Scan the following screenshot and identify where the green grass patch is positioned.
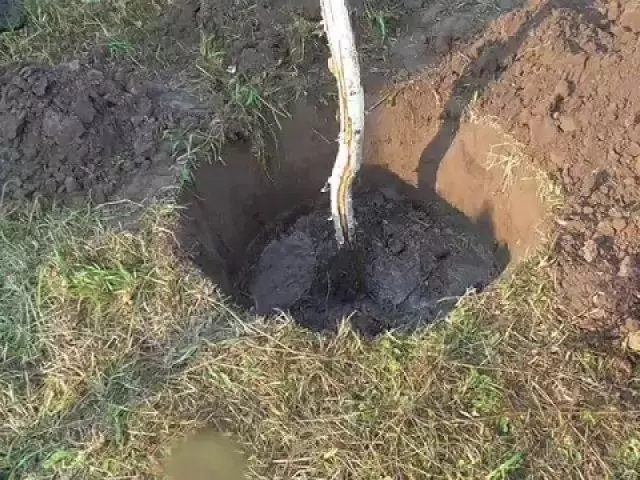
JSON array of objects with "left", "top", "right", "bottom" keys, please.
[
  {"left": 0, "top": 0, "right": 165, "bottom": 66},
  {"left": 363, "top": 0, "right": 401, "bottom": 44},
  {"left": 616, "top": 436, "right": 640, "bottom": 479},
  {"left": 0, "top": 205, "right": 638, "bottom": 478},
  {"left": 0, "top": 205, "right": 97, "bottom": 364}
]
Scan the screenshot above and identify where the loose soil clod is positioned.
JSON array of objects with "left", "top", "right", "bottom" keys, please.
[{"left": 0, "top": 0, "right": 24, "bottom": 32}]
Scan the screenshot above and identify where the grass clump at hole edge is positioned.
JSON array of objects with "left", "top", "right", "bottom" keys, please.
[
  {"left": 1, "top": 202, "right": 638, "bottom": 479},
  {"left": 465, "top": 94, "right": 565, "bottom": 209},
  {"left": 0, "top": 203, "right": 234, "bottom": 478}
]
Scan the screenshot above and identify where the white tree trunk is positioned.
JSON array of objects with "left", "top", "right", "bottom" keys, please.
[{"left": 320, "top": 0, "right": 365, "bottom": 246}]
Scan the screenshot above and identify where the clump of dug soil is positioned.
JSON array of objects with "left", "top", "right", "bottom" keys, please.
[
  {"left": 0, "top": 60, "right": 211, "bottom": 205},
  {"left": 360, "top": 0, "right": 640, "bottom": 343},
  {"left": 469, "top": 0, "right": 640, "bottom": 336},
  {"left": 239, "top": 191, "right": 507, "bottom": 334}
]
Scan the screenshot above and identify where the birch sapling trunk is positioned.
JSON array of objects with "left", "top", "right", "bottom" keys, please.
[{"left": 320, "top": 0, "right": 365, "bottom": 246}]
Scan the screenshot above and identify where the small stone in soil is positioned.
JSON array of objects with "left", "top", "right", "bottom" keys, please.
[
  {"left": 628, "top": 331, "right": 640, "bottom": 353},
  {"left": 64, "top": 176, "right": 78, "bottom": 193},
  {"left": 623, "top": 317, "right": 640, "bottom": 333},
  {"left": 618, "top": 255, "right": 636, "bottom": 278},
  {"left": 612, "top": 217, "right": 627, "bottom": 232},
  {"left": 582, "top": 239, "right": 598, "bottom": 262},
  {"left": 597, "top": 220, "right": 615, "bottom": 236},
  {"left": 628, "top": 141, "right": 640, "bottom": 157}
]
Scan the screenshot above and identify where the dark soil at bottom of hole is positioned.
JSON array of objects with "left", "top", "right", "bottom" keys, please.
[{"left": 237, "top": 190, "right": 509, "bottom": 335}]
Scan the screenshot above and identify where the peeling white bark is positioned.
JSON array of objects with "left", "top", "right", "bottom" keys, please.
[{"left": 320, "top": 0, "right": 365, "bottom": 246}]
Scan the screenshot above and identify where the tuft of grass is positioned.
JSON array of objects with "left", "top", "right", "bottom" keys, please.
[
  {"left": 164, "top": 121, "right": 226, "bottom": 186},
  {"left": 488, "top": 450, "right": 527, "bottom": 480},
  {"left": 364, "top": 0, "right": 401, "bottom": 44},
  {"left": 227, "top": 76, "right": 288, "bottom": 125},
  {"left": 0, "top": 0, "right": 165, "bottom": 66},
  {"left": 616, "top": 436, "right": 640, "bottom": 479},
  {"left": 196, "top": 31, "right": 230, "bottom": 84},
  {"left": 465, "top": 97, "right": 565, "bottom": 209},
  {"left": 463, "top": 369, "right": 505, "bottom": 417},
  {"left": 220, "top": 74, "right": 290, "bottom": 165},
  {"left": 0, "top": 203, "right": 97, "bottom": 364},
  {"left": 192, "top": 28, "right": 291, "bottom": 166},
  {"left": 484, "top": 141, "right": 527, "bottom": 191},
  {"left": 107, "top": 39, "right": 137, "bottom": 60},
  {"left": 534, "top": 170, "right": 565, "bottom": 210},
  {"left": 286, "top": 14, "right": 323, "bottom": 65}
]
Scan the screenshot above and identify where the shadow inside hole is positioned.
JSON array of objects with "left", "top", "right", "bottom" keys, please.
[{"left": 178, "top": 133, "right": 510, "bottom": 336}]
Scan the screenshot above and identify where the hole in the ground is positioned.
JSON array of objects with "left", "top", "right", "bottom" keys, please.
[
  {"left": 234, "top": 186, "right": 509, "bottom": 335},
  {"left": 180, "top": 91, "right": 548, "bottom": 335}
]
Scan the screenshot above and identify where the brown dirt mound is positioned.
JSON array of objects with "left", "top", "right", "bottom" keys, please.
[
  {"left": 0, "top": 60, "right": 210, "bottom": 206},
  {"left": 471, "top": 0, "right": 640, "bottom": 337},
  {"left": 373, "top": 0, "right": 640, "bottom": 339}
]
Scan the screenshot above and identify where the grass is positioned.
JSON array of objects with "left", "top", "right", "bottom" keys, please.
[
  {"left": 191, "top": 11, "right": 297, "bottom": 166},
  {"left": 164, "top": 121, "right": 226, "bottom": 186},
  {"left": 0, "top": 0, "right": 165, "bottom": 66},
  {"left": 465, "top": 97, "right": 565, "bottom": 209},
  {"left": 286, "top": 15, "right": 324, "bottom": 65},
  {"left": 363, "top": 0, "right": 401, "bottom": 44},
  {"left": 0, "top": 204, "right": 638, "bottom": 479},
  {"left": 484, "top": 141, "right": 527, "bottom": 191}
]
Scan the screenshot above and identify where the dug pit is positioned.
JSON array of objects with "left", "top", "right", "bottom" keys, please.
[
  {"left": 180, "top": 93, "right": 549, "bottom": 335},
  {"left": 238, "top": 190, "right": 508, "bottom": 334}
]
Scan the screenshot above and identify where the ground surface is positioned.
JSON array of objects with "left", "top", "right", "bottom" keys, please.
[
  {"left": 0, "top": 61, "right": 213, "bottom": 205},
  {"left": 0, "top": 0, "right": 639, "bottom": 479}
]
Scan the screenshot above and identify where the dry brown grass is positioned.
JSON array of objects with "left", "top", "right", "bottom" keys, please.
[
  {"left": 465, "top": 99, "right": 564, "bottom": 210},
  {"left": 0, "top": 0, "right": 166, "bottom": 66},
  {"left": 1, "top": 204, "right": 638, "bottom": 479}
]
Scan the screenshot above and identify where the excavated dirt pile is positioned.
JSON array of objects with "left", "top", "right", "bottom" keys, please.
[
  {"left": 471, "top": 0, "right": 640, "bottom": 336},
  {"left": 0, "top": 60, "right": 211, "bottom": 205}
]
